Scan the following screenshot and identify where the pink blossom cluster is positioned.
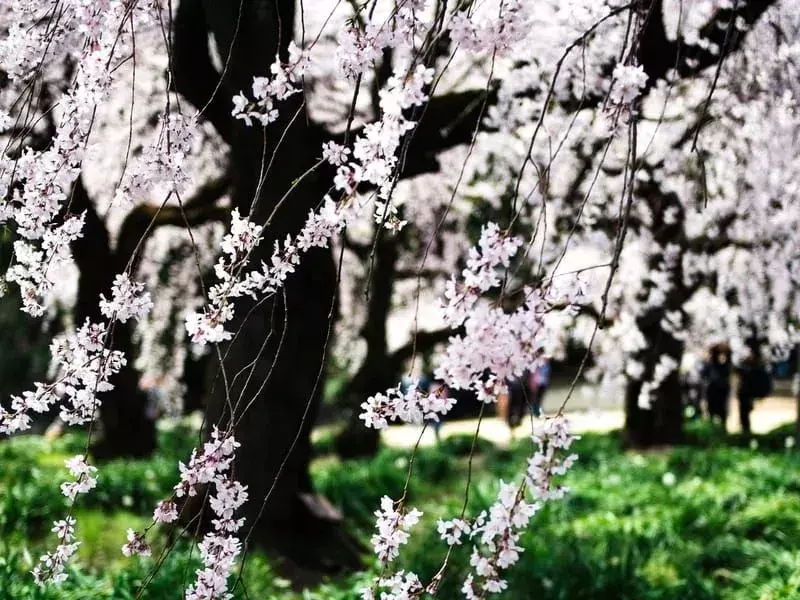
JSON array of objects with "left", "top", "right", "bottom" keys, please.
[
  {"left": 321, "top": 141, "right": 351, "bottom": 167},
  {"left": 609, "top": 63, "right": 648, "bottom": 107},
  {"left": 185, "top": 202, "right": 337, "bottom": 344},
  {"left": 153, "top": 499, "right": 179, "bottom": 524},
  {"left": 360, "top": 64, "right": 435, "bottom": 225},
  {"left": 359, "top": 380, "right": 455, "bottom": 430},
  {"left": 187, "top": 61, "right": 434, "bottom": 345},
  {"left": 362, "top": 417, "right": 577, "bottom": 599},
  {"left": 526, "top": 416, "right": 579, "bottom": 501},
  {"left": 60, "top": 455, "right": 99, "bottom": 501},
  {"left": 123, "top": 428, "right": 247, "bottom": 598},
  {"left": 448, "top": 1, "right": 531, "bottom": 56},
  {"left": 32, "top": 516, "right": 79, "bottom": 586},
  {"left": 100, "top": 273, "right": 154, "bottom": 323},
  {"left": 461, "top": 416, "right": 577, "bottom": 598},
  {"left": 121, "top": 529, "right": 151, "bottom": 558},
  {"left": 185, "top": 209, "right": 264, "bottom": 343},
  {"left": 183, "top": 470, "right": 248, "bottom": 600},
  {"left": 173, "top": 427, "right": 241, "bottom": 499},
  {"left": 335, "top": 1, "right": 428, "bottom": 80},
  {"left": 331, "top": 61, "right": 434, "bottom": 227},
  {"left": 232, "top": 42, "right": 309, "bottom": 127},
  {"left": 0, "top": 319, "right": 125, "bottom": 433},
  {"left": 178, "top": 429, "right": 247, "bottom": 600},
  {"left": 114, "top": 114, "right": 198, "bottom": 206},
  {"left": 440, "top": 223, "right": 522, "bottom": 327},
  {"left": 0, "top": 0, "right": 121, "bottom": 81},
  {"left": 0, "top": 0, "right": 159, "bottom": 315},
  {"left": 437, "top": 517, "right": 471, "bottom": 546},
  {"left": 3, "top": 273, "right": 151, "bottom": 587},
  {"left": 370, "top": 496, "right": 423, "bottom": 564},
  {"left": 1, "top": 271, "right": 152, "bottom": 434},
  {"left": 435, "top": 294, "right": 548, "bottom": 402},
  {"left": 4, "top": 214, "right": 85, "bottom": 316},
  {"left": 33, "top": 455, "right": 98, "bottom": 585},
  {"left": 434, "top": 223, "right": 554, "bottom": 400},
  {"left": 361, "top": 571, "right": 424, "bottom": 600}
]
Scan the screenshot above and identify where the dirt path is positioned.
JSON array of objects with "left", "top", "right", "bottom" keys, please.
[{"left": 380, "top": 395, "right": 797, "bottom": 450}]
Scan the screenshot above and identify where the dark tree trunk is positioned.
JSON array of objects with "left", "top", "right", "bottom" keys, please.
[
  {"left": 173, "top": 0, "right": 361, "bottom": 572},
  {"left": 335, "top": 237, "right": 398, "bottom": 458},
  {"left": 70, "top": 178, "right": 156, "bottom": 458},
  {"left": 794, "top": 349, "right": 800, "bottom": 448},
  {"left": 623, "top": 186, "right": 689, "bottom": 448},
  {"left": 91, "top": 326, "right": 157, "bottom": 459},
  {"left": 623, "top": 323, "right": 684, "bottom": 447}
]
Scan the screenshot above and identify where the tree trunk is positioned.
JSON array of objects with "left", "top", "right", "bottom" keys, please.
[
  {"left": 623, "top": 186, "right": 688, "bottom": 448},
  {"left": 174, "top": 0, "right": 361, "bottom": 572},
  {"left": 335, "top": 237, "right": 398, "bottom": 458},
  {"left": 624, "top": 353, "right": 684, "bottom": 447},
  {"left": 71, "top": 177, "right": 156, "bottom": 458},
  {"left": 794, "top": 347, "right": 800, "bottom": 447}
]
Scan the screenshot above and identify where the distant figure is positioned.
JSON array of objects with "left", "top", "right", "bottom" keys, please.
[
  {"left": 140, "top": 373, "right": 165, "bottom": 421},
  {"left": 736, "top": 346, "right": 773, "bottom": 436},
  {"left": 410, "top": 374, "right": 443, "bottom": 442},
  {"left": 680, "top": 352, "right": 705, "bottom": 419},
  {"left": 703, "top": 344, "right": 732, "bottom": 430},
  {"left": 429, "top": 380, "right": 448, "bottom": 442},
  {"left": 506, "top": 371, "right": 529, "bottom": 430},
  {"left": 44, "top": 415, "right": 64, "bottom": 442},
  {"left": 528, "top": 357, "right": 551, "bottom": 418}
]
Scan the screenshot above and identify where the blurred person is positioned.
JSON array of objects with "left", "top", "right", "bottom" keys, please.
[
  {"left": 140, "top": 373, "right": 165, "bottom": 421},
  {"left": 428, "top": 380, "right": 448, "bottom": 443},
  {"left": 680, "top": 351, "right": 705, "bottom": 419},
  {"left": 736, "top": 345, "right": 773, "bottom": 436},
  {"left": 496, "top": 383, "right": 510, "bottom": 427},
  {"left": 702, "top": 344, "right": 732, "bottom": 430},
  {"left": 527, "top": 355, "right": 551, "bottom": 418},
  {"left": 506, "top": 369, "right": 530, "bottom": 431}
]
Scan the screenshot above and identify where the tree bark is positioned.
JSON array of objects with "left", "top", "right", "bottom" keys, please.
[
  {"left": 335, "top": 236, "right": 397, "bottom": 458},
  {"left": 622, "top": 186, "right": 689, "bottom": 448},
  {"left": 70, "top": 177, "right": 156, "bottom": 458},
  {"left": 173, "top": 0, "right": 362, "bottom": 572},
  {"left": 623, "top": 319, "right": 685, "bottom": 447}
]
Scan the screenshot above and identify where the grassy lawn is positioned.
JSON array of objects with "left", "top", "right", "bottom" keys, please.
[{"left": 1, "top": 419, "right": 800, "bottom": 599}]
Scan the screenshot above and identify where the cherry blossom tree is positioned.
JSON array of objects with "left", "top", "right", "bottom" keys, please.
[{"left": 0, "top": 0, "right": 796, "bottom": 596}]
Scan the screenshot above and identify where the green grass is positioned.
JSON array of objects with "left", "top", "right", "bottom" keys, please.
[{"left": 1, "top": 419, "right": 800, "bottom": 598}]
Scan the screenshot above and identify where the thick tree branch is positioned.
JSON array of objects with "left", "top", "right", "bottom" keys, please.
[
  {"left": 394, "top": 267, "right": 448, "bottom": 280},
  {"left": 387, "top": 326, "right": 458, "bottom": 370},
  {"left": 172, "top": 0, "right": 234, "bottom": 145},
  {"left": 115, "top": 174, "right": 231, "bottom": 270},
  {"left": 638, "top": 0, "right": 778, "bottom": 86},
  {"left": 342, "top": 234, "right": 370, "bottom": 260},
  {"left": 69, "top": 176, "right": 114, "bottom": 322}
]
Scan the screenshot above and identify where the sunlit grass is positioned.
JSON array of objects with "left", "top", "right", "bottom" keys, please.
[{"left": 1, "top": 421, "right": 800, "bottom": 598}]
